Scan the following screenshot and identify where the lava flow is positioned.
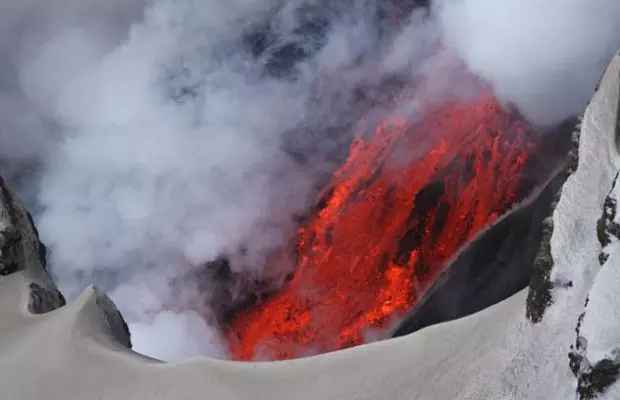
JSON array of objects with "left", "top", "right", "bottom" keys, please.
[{"left": 226, "top": 89, "right": 554, "bottom": 361}]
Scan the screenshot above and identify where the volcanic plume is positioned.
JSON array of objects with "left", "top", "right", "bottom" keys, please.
[
  {"left": 0, "top": 0, "right": 615, "bottom": 363},
  {"left": 226, "top": 86, "right": 562, "bottom": 361}
]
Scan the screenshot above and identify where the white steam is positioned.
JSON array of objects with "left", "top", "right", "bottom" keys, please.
[
  {"left": 0, "top": 0, "right": 617, "bottom": 361},
  {"left": 437, "top": 0, "right": 620, "bottom": 125}
]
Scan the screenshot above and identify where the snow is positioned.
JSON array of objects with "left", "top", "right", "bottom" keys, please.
[
  {"left": 0, "top": 49, "right": 618, "bottom": 400},
  {"left": 581, "top": 241, "right": 620, "bottom": 364},
  {"left": 550, "top": 52, "right": 620, "bottom": 290}
]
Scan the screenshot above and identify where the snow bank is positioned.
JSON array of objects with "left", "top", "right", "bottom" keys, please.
[{"left": 0, "top": 48, "right": 618, "bottom": 400}]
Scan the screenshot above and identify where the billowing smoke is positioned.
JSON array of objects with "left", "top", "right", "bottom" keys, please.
[
  {"left": 0, "top": 0, "right": 617, "bottom": 361},
  {"left": 437, "top": 0, "right": 620, "bottom": 125}
]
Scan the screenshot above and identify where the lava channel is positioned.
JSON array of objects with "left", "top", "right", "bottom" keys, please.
[{"left": 225, "top": 89, "right": 559, "bottom": 361}]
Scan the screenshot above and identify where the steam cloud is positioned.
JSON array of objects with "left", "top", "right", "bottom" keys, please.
[{"left": 0, "top": 0, "right": 617, "bottom": 361}]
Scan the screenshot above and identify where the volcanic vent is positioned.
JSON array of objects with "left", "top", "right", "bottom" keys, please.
[{"left": 224, "top": 85, "right": 567, "bottom": 361}]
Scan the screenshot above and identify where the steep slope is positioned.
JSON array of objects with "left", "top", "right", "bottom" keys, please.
[
  {"left": 518, "top": 50, "right": 620, "bottom": 399},
  {"left": 392, "top": 160, "right": 568, "bottom": 338},
  {"left": 227, "top": 90, "right": 570, "bottom": 361},
  {"left": 0, "top": 52, "right": 617, "bottom": 400}
]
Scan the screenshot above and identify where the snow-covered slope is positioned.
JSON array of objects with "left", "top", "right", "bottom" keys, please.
[
  {"left": 0, "top": 52, "right": 618, "bottom": 400},
  {"left": 524, "top": 49, "right": 620, "bottom": 399}
]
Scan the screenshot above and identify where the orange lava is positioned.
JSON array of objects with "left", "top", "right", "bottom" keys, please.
[{"left": 226, "top": 90, "right": 540, "bottom": 360}]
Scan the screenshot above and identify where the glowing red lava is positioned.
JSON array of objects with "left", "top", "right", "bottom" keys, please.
[{"left": 226, "top": 89, "right": 543, "bottom": 361}]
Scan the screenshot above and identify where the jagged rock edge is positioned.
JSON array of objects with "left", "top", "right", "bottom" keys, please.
[
  {"left": 526, "top": 118, "right": 580, "bottom": 323},
  {"left": 92, "top": 286, "right": 133, "bottom": 349},
  {"left": 28, "top": 283, "right": 66, "bottom": 314},
  {"left": 0, "top": 176, "right": 23, "bottom": 276}
]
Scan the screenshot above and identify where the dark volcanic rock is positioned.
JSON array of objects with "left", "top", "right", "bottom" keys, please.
[
  {"left": 526, "top": 214, "right": 556, "bottom": 323},
  {"left": 596, "top": 171, "right": 620, "bottom": 266},
  {"left": 28, "top": 282, "right": 66, "bottom": 314},
  {"left": 568, "top": 297, "right": 589, "bottom": 379},
  {"left": 392, "top": 168, "right": 567, "bottom": 338},
  {"left": 578, "top": 359, "right": 620, "bottom": 400},
  {"left": 565, "top": 293, "right": 620, "bottom": 400},
  {"left": 93, "top": 286, "right": 133, "bottom": 350},
  {"left": 0, "top": 177, "right": 22, "bottom": 276},
  {"left": 0, "top": 226, "right": 21, "bottom": 276}
]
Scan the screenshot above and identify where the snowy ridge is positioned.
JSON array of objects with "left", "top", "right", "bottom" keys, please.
[
  {"left": 491, "top": 50, "right": 620, "bottom": 400},
  {"left": 0, "top": 175, "right": 66, "bottom": 315},
  {"left": 573, "top": 164, "right": 620, "bottom": 395},
  {"left": 0, "top": 51, "right": 618, "bottom": 400},
  {"left": 543, "top": 50, "right": 620, "bottom": 399},
  {"left": 563, "top": 51, "right": 620, "bottom": 399}
]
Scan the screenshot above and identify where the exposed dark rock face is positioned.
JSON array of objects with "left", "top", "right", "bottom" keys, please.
[
  {"left": 93, "top": 287, "right": 133, "bottom": 350},
  {"left": 391, "top": 116, "right": 576, "bottom": 338},
  {"left": 1, "top": 173, "right": 132, "bottom": 347},
  {"left": 0, "top": 226, "right": 21, "bottom": 276},
  {"left": 0, "top": 177, "right": 67, "bottom": 317},
  {"left": 25, "top": 211, "right": 48, "bottom": 271},
  {"left": 526, "top": 214, "right": 556, "bottom": 323},
  {"left": 596, "top": 171, "right": 620, "bottom": 265},
  {"left": 28, "top": 283, "right": 66, "bottom": 314},
  {"left": 567, "top": 121, "right": 582, "bottom": 174},
  {"left": 391, "top": 167, "right": 567, "bottom": 338},
  {"left": 570, "top": 350, "right": 584, "bottom": 378},
  {"left": 568, "top": 297, "right": 588, "bottom": 379},
  {"left": 578, "top": 359, "right": 620, "bottom": 400},
  {"left": 0, "top": 177, "right": 22, "bottom": 276}
]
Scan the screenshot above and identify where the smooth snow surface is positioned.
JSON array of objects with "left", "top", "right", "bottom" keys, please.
[{"left": 0, "top": 52, "right": 619, "bottom": 400}]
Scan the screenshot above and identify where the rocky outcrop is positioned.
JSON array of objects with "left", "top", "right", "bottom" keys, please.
[
  {"left": 538, "top": 51, "right": 620, "bottom": 399},
  {"left": 0, "top": 42, "right": 617, "bottom": 400},
  {"left": 28, "top": 282, "right": 66, "bottom": 314},
  {"left": 571, "top": 53, "right": 620, "bottom": 400},
  {"left": 392, "top": 163, "right": 567, "bottom": 338},
  {"left": 0, "top": 176, "right": 129, "bottom": 348},
  {"left": 92, "top": 286, "right": 133, "bottom": 349},
  {"left": 526, "top": 120, "right": 581, "bottom": 323},
  {"left": 596, "top": 171, "right": 620, "bottom": 264},
  {"left": 0, "top": 177, "right": 23, "bottom": 276},
  {"left": 572, "top": 169, "right": 620, "bottom": 399}
]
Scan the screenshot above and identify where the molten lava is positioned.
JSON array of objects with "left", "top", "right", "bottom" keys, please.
[{"left": 226, "top": 90, "right": 549, "bottom": 361}]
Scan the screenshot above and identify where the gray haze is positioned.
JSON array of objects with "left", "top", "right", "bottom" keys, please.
[{"left": 0, "top": 0, "right": 617, "bottom": 361}]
